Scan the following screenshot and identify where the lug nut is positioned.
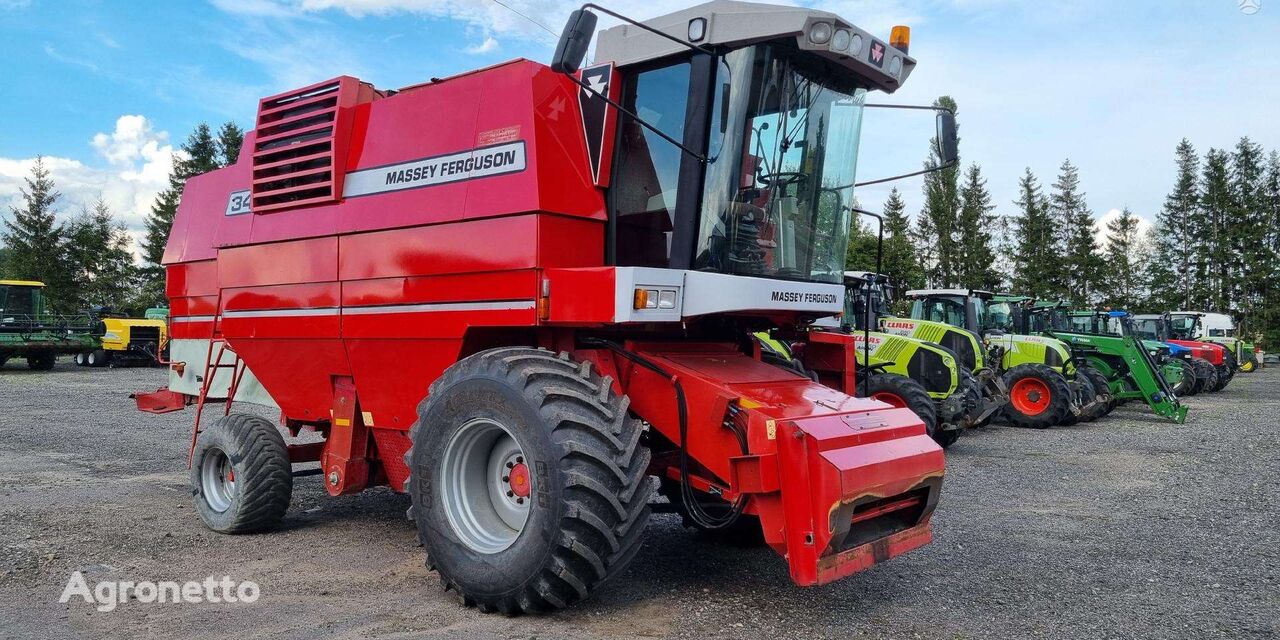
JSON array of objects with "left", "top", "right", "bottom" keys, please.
[
  {"left": 516, "top": 456, "right": 524, "bottom": 464},
  {"left": 506, "top": 490, "right": 514, "bottom": 497},
  {"left": 502, "top": 476, "right": 510, "bottom": 482},
  {"left": 506, "top": 461, "right": 514, "bottom": 469},
  {"left": 516, "top": 497, "right": 525, "bottom": 504}
]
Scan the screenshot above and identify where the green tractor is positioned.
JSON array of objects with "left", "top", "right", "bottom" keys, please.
[
  {"left": 0, "top": 280, "right": 97, "bottom": 371},
  {"left": 993, "top": 298, "right": 1188, "bottom": 423},
  {"left": 888, "top": 289, "right": 1106, "bottom": 428},
  {"left": 1062, "top": 310, "right": 1201, "bottom": 397}
]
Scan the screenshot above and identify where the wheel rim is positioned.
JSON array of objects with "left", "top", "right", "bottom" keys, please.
[
  {"left": 871, "top": 392, "right": 908, "bottom": 409},
  {"left": 200, "top": 448, "right": 236, "bottom": 513},
  {"left": 88, "top": 352, "right": 96, "bottom": 365},
  {"left": 1010, "top": 378, "right": 1051, "bottom": 416},
  {"left": 440, "top": 417, "right": 530, "bottom": 554}
]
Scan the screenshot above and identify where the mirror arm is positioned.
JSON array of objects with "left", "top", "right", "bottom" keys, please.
[
  {"left": 853, "top": 103, "right": 958, "bottom": 187},
  {"left": 580, "top": 3, "right": 715, "bottom": 57}
]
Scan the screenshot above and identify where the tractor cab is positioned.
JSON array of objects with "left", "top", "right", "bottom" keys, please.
[
  {"left": 840, "top": 270, "right": 897, "bottom": 331},
  {"left": 906, "top": 289, "right": 991, "bottom": 335},
  {"left": 0, "top": 280, "right": 45, "bottom": 326}
]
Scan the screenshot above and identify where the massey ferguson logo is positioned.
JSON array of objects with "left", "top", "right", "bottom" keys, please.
[{"left": 770, "top": 291, "right": 838, "bottom": 305}]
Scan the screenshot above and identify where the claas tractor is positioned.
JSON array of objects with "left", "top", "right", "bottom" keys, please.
[
  {"left": 1003, "top": 299, "right": 1188, "bottom": 423},
  {"left": 1171, "top": 311, "right": 1258, "bottom": 373},
  {"left": 1133, "top": 313, "right": 1233, "bottom": 392},
  {"left": 0, "top": 280, "right": 96, "bottom": 371},
  {"left": 133, "top": 2, "right": 958, "bottom": 613},
  {"left": 805, "top": 272, "right": 1006, "bottom": 448},
  {"left": 892, "top": 289, "right": 1105, "bottom": 428}
]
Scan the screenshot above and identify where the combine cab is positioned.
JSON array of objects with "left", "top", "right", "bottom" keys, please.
[
  {"left": 0, "top": 280, "right": 96, "bottom": 370},
  {"left": 135, "top": 2, "right": 954, "bottom": 613}
]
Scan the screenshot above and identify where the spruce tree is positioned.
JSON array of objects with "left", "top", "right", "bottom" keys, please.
[
  {"left": 1011, "top": 168, "right": 1056, "bottom": 298},
  {"left": 911, "top": 205, "right": 939, "bottom": 288},
  {"left": 1147, "top": 139, "right": 1200, "bottom": 310},
  {"left": 66, "top": 200, "right": 137, "bottom": 312},
  {"left": 1101, "top": 207, "right": 1142, "bottom": 309},
  {"left": 140, "top": 123, "right": 220, "bottom": 302},
  {"left": 1262, "top": 151, "right": 1280, "bottom": 344},
  {"left": 881, "top": 188, "right": 924, "bottom": 289},
  {"left": 1230, "top": 137, "right": 1268, "bottom": 330},
  {"left": 1, "top": 157, "right": 75, "bottom": 312},
  {"left": 216, "top": 121, "right": 245, "bottom": 167},
  {"left": 920, "top": 96, "right": 960, "bottom": 287},
  {"left": 1049, "top": 160, "right": 1100, "bottom": 304},
  {"left": 1198, "top": 148, "right": 1232, "bottom": 311},
  {"left": 955, "top": 164, "right": 1001, "bottom": 290}
]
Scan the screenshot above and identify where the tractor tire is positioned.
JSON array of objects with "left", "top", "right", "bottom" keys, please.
[
  {"left": 87, "top": 349, "right": 109, "bottom": 367},
  {"left": 659, "top": 478, "right": 764, "bottom": 546},
  {"left": 190, "top": 413, "right": 292, "bottom": 534},
  {"left": 1170, "top": 361, "right": 1197, "bottom": 397},
  {"left": 1213, "top": 351, "right": 1236, "bottom": 391},
  {"left": 1002, "top": 364, "right": 1072, "bottom": 429},
  {"left": 1190, "top": 358, "right": 1217, "bottom": 393},
  {"left": 26, "top": 352, "right": 56, "bottom": 371},
  {"left": 1060, "top": 374, "right": 1097, "bottom": 426},
  {"left": 863, "top": 373, "right": 948, "bottom": 447},
  {"left": 1078, "top": 366, "right": 1115, "bottom": 419},
  {"left": 405, "top": 347, "right": 651, "bottom": 614},
  {"left": 1240, "top": 353, "right": 1257, "bottom": 373}
]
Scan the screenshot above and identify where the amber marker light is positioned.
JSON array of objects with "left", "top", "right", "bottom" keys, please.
[{"left": 890, "top": 25, "right": 910, "bottom": 54}]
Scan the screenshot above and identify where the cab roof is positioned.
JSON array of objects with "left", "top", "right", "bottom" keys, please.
[
  {"left": 0, "top": 280, "right": 44, "bottom": 287},
  {"left": 594, "top": 0, "right": 915, "bottom": 93},
  {"left": 904, "top": 288, "right": 993, "bottom": 299}
]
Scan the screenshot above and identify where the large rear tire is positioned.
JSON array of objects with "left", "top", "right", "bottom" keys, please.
[
  {"left": 1060, "top": 374, "right": 1097, "bottom": 426},
  {"left": 190, "top": 414, "right": 292, "bottom": 533},
  {"left": 405, "top": 347, "right": 651, "bottom": 614},
  {"left": 1212, "top": 351, "right": 1235, "bottom": 391},
  {"left": 1167, "top": 360, "right": 1196, "bottom": 396},
  {"left": 1002, "top": 364, "right": 1072, "bottom": 429},
  {"left": 862, "top": 373, "right": 949, "bottom": 447}
]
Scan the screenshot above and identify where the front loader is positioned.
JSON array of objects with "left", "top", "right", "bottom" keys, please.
[
  {"left": 892, "top": 289, "right": 1106, "bottom": 428},
  {"left": 132, "top": 1, "right": 957, "bottom": 614},
  {"left": 1007, "top": 300, "right": 1188, "bottom": 423}
]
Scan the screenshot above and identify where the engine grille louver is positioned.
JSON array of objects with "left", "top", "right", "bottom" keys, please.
[{"left": 250, "top": 76, "right": 379, "bottom": 213}]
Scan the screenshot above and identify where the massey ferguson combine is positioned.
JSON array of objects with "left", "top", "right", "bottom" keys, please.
[{"left": 136, "top": 1, "right": 955, "bottom": 613}]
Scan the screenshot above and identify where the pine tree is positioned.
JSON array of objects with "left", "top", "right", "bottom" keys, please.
[
  {"left": 1101, "top": 207, "right": 1142, "bottom": 309},
  {"left": 1229, "top": 137, "right": 1268, "bottom": 331},
  {"left": 1146, "top": 139, "right": 1200, "bottom": 310},
  {"left": 881, "top": 188, "right": 924, "bottom": 289},
  {"left": 66, "top": 200, "right": 137, "bottom": 312},
  {"left": 1011, "top": 168, "right": 1057, "bottom": 298},
  {"left": 955, "top": 164, "right": 1001, "bottom": 290},
  {"left": 920, "top": 96, "right": 960, "bottom": 287},
  {"left": 911, "top": 205, "right": 939, "bottom": 288},
  {"left": 1049, "top": 160, "right": 1101, "bottom": 304},
  {"left": 216, "top": 121, "right": 245, "bottom": 167},
  {"left": 1261, "top": 150, "right": 1280, "bottom": 345},
  {"left": 1, "top": 157, "right": 75, "bottom": 312},
  {"left": 140, "top": 123, "right": 220, "bottom": 302},
  {"left": 1198, "top": 148, "right": 1232, "bottom": 311}
]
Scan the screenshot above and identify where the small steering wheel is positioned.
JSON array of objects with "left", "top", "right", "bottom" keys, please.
[{"left": 757, "top": 171, "right": 808, "bottom": 188}]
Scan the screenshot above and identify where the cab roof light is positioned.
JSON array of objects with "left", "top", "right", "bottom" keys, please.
[{"left": 890, "top": 25, "right": 910, "bottom": 55}]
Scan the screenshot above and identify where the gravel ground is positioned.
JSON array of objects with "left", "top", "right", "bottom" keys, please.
[{"left": 0, "top": 359, "right": 1276, "bottom": 639}]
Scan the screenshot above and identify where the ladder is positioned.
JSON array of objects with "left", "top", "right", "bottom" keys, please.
[{"left": 186, "top": 289, "right": 248, "bottom": 466}]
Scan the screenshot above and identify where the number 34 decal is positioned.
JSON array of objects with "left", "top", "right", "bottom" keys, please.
[{"left": 225, "top": 189, "right": 252, "bottom": 216}]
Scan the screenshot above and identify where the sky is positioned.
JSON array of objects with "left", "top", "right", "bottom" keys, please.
[{"left": 1, "top": 0, "right": 1278, "bottom": 254}]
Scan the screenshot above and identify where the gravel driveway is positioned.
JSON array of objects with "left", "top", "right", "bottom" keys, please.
[{"left": 0, "top": 360, "right": 1276, "bottom": 639}]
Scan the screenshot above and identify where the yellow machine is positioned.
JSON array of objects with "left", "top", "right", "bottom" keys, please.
[{"left": 76, "top": 316, "right": 168, "bottom": 367}]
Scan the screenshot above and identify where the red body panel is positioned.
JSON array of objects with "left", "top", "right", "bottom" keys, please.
[{"left": 1169, "top": 339, "right": 1225, "bottom": 365}]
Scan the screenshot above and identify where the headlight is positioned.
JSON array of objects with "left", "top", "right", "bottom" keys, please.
[
  {"left": 831, "top": 29, "right": 851, "bottom": 51},
  {"left": 808, "top": 22, "right": 833, "bottom": 45}
]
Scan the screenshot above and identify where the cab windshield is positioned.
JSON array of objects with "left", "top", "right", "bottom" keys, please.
[
  {"left": 984, "top": 302, "right": 1017, "bottom": 333},
  {"left": 1168, "top": 315, "right": 1198, "bottom": 340},
  {"left": 694, "top": 45, "right": 866, "bottom": 284},
  {"left": 912, "top": 296, "right": 967, "bottom": 328}
]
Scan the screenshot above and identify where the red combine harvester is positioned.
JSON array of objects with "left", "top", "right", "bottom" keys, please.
[{"left": 137, "top": 1, "right": 958, "bottom": 613}]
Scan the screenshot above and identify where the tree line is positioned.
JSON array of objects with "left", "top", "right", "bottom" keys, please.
[
  {"left": 851, "top": 96, "right": 1280, "bottom": 346},
  {"left": 0, "top": 122, "right": 242, "bottom": 316}
]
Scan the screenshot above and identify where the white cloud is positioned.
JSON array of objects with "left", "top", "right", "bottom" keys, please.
[
  {"left": 465, "top": 36, "right": 499, "bottom": 55},
  {"left": 1095, "top": 207, "right": 1153, "bottom": 251},
  {"left": 1, "top": 116, "right": 178, "bottom": 259}
]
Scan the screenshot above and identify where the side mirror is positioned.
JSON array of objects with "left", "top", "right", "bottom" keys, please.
[
  {"left": 935, "top": 111, "right": 959, "bottom": 166},
  {"left": 551, "top": 9, "right": 598, "bottom": 74}
]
